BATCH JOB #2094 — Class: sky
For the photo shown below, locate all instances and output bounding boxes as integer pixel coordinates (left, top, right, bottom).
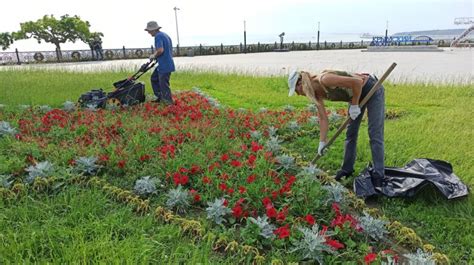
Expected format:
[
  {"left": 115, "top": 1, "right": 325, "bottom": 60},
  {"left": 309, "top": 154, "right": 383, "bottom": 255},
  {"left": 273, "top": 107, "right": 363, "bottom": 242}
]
[{"left": 0, "top": 0, "right": 472, "bottom": 52}]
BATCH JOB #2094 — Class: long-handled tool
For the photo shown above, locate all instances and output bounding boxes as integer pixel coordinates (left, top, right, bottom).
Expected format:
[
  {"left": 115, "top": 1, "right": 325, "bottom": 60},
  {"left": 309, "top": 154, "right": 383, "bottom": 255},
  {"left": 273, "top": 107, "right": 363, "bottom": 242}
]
[{"left": 311, "top": 62, "right": 397, "bottom": 164}]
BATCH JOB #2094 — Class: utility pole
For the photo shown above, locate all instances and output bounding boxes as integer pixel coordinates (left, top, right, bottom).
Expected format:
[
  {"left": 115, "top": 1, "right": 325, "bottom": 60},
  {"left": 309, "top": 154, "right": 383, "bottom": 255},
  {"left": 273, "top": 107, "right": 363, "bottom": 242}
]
[
  {"left": 173, "top": 7, "right": 180, "bottom": 47},
  {"left": 317, "top": 21, "right": 320, "bottom": 50},
  {"left": 244, "top": 20, "right": 247, "bottom": 54}
]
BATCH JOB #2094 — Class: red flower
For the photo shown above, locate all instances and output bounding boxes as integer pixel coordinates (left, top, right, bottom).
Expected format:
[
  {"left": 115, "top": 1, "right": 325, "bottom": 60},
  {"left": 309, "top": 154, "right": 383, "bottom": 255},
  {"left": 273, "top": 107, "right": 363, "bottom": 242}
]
[
  {"left": 305, "top": 214, "right": 316, "bottom": 225},
  {"left": 276, "top": 211, "right": 286, "bottom": 222},
  {"left": 266, "top": 207, "right": 277, "bottom": 218},
  {"left": 332, "top": 202, "right": 341, "bottom": 216},
  {"left": 247, "top": 154, "right": 256, "bottom": 166},
  {"left": 221, "top": 154, "right": 229, "bottom": 162},
  {"left": 238, "top": 186, "right": 247, "bottom": 194},
  {"left": 190, "top": 164, "right": 201, "bottom": 175},
  {"left": 219, "top": 182, "right": 228, "bottom": 191},
  {"left": 251, "top": 141, "right": 263, "bottom": 152},
  {"left": 140, "top": 154, "right": 151, "bottom": 162},
  {"left": 117, "top": 160, "right": 126, "bottom": 169},
  {"left": 99, "top": 154, "right": 109, "bottom": 162},
  {"left": 232, "top": 205, "right": 243, "bottom": 218},
  {"left": 223, "top": 199, "right": 229, "bottom": 207},
  {"left": 364, "top": 253, "right": 377, "bottom": 264},
  {"left": 202, "top": 176, "right": 212, "bottom": 184},
  {"left": 262, "top": 197, "right": 272, "bottom": 207},
  {"left": 325, "top": 239, "right": 345, "bottom": 250},
  {"left": 193, "top": 194, "right": 201, "bottom": 202},
  {"left": 247, "top": 174, "right": 256, "bottom": 183},
  {"left": 230, "top": 160, "right": 242, "bottom": 167},
  {"left": 274, "top": 225, "right": 290, "bottom": 239},
  {"left": 227, "top": 188, "right": 234, "bottom": 195}
]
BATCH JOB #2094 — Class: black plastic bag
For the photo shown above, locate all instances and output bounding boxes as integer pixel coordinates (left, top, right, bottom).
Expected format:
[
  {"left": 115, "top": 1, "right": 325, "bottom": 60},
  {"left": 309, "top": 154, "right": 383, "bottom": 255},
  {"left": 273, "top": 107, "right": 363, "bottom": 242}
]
[{"left": 353, "top": 159, "right": 469, "bottom": 199}]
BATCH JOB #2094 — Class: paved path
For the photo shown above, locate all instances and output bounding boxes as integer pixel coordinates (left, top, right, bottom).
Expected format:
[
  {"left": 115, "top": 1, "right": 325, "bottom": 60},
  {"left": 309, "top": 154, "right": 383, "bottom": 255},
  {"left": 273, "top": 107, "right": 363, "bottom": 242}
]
[{"left": 2, "top": 48, "right": 473, "bottom": 84}]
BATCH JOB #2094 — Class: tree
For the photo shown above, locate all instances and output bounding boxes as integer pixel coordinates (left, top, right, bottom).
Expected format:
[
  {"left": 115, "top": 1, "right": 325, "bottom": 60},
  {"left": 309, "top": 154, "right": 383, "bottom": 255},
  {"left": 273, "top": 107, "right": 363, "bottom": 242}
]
[
  {"left": 15, "top": 14, "right": 91, "bottom": 61},
  {"left": 0, "top": 32, "right": 13, "bottom": 50}
]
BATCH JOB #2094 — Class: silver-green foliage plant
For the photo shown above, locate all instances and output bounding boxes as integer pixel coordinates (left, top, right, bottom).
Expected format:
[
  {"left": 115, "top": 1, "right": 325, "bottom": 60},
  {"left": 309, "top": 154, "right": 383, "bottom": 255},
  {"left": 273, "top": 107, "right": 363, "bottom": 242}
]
[
  {"left": 357, "top": 212, "right": 389, "bottom": 241},
  {"left": 25, "top": 161, "right": 54, "bottom": 183},
  {"left": 63, "top": 101, "right": 76, "bottom": 112},
  {"left": 0, "top": 174, "right": 13, "bottom": 189},
  {"left": 291, "top": 224, "right": 334, "bottom": 263},
  {"left": 404, "top": 249, "right": 435, "bottom": 265},
  {"left": 307, "top": 103, "right": 318, "bottom": 113},
  {"left": 74, "top": 156, "right": 100, "bottom": 176},
  {"left": 299, "top": 164, "right": 324, "bottom": 179},
  {"left": 308, "top": 116, "right": 319, "bottom": 126},
  {"left": 206, "top": 198, "right": 231, "bottom": 225},
  {"left": 287, "top": 121, "right": 300, "bottom": 131},
  {"left": 0, "top": 121, "right": 17, "bottom": 137},
  {"left": 265, "top": 136, "right": 282, "bottom": 153},
  {"left": 134, "top": 176, "right": 159, "bottom": 197},
  {"left": 323, "top": 182, "right": 347, "bottom": 204},
  {"left": 259, "top": 107, "right": 268, "bottom": 113},
  {"left": 329, "top": 112, "right": 343, "bottom": 122},
  {"left": 248, "top": 215, "right": 276, "bottom": 239},
  {"left": 284, "top": 105, "right": 294, "bottom": 112},
  {"left": 267, "top": 126, "right": 278, "bottom": 137},
  {"left": 250, "top": 130, "right": 262, "bottom": 140},
  {"left": 38, "top": 105, "right": 52, "bottom": 113},
  {"left": 275, "top": 154, "right": 295, "bottom": 170},
  {"left": 166, "top": 185, "right": 190, "bottom": 214}
]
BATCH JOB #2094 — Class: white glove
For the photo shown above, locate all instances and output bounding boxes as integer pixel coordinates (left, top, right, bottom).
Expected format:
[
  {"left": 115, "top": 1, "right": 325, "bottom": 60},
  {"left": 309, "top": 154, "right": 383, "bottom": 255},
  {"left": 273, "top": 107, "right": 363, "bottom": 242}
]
[
  {"left": 349, "top": 105, "right": 361, "bottom": 120},
  {"left": 149, "top": 54, "right": 156, "bottom": 61},
  {"left": 318, "top": 141, "right": 326, "bottom": 156}
]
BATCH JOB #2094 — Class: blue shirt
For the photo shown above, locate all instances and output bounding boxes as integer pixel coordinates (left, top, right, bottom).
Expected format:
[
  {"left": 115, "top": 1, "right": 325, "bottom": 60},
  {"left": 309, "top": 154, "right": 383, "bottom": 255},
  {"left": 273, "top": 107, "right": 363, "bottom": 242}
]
[{"left": 154, "top": 32, "right": 175, "bottom": 73}]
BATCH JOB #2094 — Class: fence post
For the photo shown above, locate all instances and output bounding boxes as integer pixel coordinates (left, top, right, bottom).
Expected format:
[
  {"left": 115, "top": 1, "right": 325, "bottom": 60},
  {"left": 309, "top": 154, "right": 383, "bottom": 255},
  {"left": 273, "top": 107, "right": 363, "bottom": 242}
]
[
  {"left": 324, "top": 41, "right": 327, "bottom": 49},
  {"left": 199, "top": 44, "right": 202, "bottom": 55},
  {"left": 240, "top": 43, "right": 242, "bottom": 53},
  {"left": 150, "top": 45, "right": 154, "bottom": 54},
  {"left": 340, "top": 40, "right": 343, "bottom": 48},
  {"left": 15, "top": 48, "right": 21, "bottom": 65},
  {"left": 221, "top": 43, "right": 224, "bottom": 54},
  {"left": 257, "top": 42, "right": 260, "bottom": 52},
  {"left": 122, "top": 46, "right": 126, "bottom": 58},
  {"left": 309, "top": 41, "right": 311, "bottom": 50},
  {"left": 176, "top": 44, "right": 180, "bottom": 56}
]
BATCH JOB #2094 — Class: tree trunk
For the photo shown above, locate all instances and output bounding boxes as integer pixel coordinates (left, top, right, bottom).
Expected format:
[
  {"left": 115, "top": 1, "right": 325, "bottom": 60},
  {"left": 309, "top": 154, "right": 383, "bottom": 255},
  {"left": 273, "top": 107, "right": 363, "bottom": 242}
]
[{"left": 54, "top": 43, "right": 62, "bottom": 62}]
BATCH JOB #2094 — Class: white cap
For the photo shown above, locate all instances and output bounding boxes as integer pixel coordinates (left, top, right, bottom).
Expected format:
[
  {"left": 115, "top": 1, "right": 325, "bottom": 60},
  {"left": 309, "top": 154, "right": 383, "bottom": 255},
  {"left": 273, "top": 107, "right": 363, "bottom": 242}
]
[{"left": 288, "top": 70, "right": 301, "bottom": 96}]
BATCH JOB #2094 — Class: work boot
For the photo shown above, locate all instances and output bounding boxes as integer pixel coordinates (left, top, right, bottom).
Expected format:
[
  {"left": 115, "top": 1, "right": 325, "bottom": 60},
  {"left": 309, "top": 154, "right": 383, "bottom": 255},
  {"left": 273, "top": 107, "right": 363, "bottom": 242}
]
[
  {"left": 335, "top": 170, "right": 354, "bottom": 181},
  {"left": 371, "top": 176, "right": 384, "bottom": 192}
]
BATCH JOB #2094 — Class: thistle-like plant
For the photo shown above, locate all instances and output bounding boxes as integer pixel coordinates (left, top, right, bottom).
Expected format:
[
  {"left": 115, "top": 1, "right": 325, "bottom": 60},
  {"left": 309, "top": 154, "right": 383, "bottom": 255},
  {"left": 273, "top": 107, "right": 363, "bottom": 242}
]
[
  {"left": 166, "top": 185, "right": 190, "bottom": 214},
  {"left": 308, "top": 116, "right": 319, "bottom": 126},
  {"left": 0, "top": 121, "right": 17, "bottom": 137},
  {"left": 298, "top": 164, "right": 324, "bottom": 179},
  {"left": 18, "top": 104, "right": 30, "bottom": 110},
  {"left": 250, "top": 130, "right": 262, "bottom": 140},
  {"left": 357, "top": 212, "right": 389, "bottom": 241},
  {"left": 323, "top": 182, "right": 348, "bottom": 204},
  {"left": 134, "top": 176, "right": 160, "bottom": 197},
  {"left": 329, "top": 112, "right": 343, "bottom": 122},
  {"left": 258, "top": 107, "right": 268, "bottom": 113},
  {"left": 267, "top": 126, "right": 278, "bottom": 137},
  {"left": 85, "top": 104, "right": 98, "bottom": 111},
  {"left": 206, "top": 198, "right": 231, "bottom": 225},
  {"left": 265, "top": 136, "right": 282, "bottom": 153},
  {"left": 291, "top": 224, "right": 334, "bottom": 263},
  {"left": 248, "top": 216, "right": 276, "bottom": 239},
  {"left": 404, "top": 249, "right": 435, "bottom": 265},
  {"left": 38, "top": 105, "right": 52, "bottom": 113},
  {"left": 307, "top": 103, "right": 318, "bottom": 113},
  {"left": 275, "top": 154, "right": 295, "bottom": 170},
  {"left": 25, "top": 161, "right": 54, "bottom": 184},
  {"left": 284, "top": 105, "right": 294, "bottom": 112},
  {"left": 63, "top": 101, "right": 76, "bottom": 112},
  {"left": 0, "top": 174, "right": 13, "bottom": 189},
  {"left": 287, "top": 121, "right": 300, "bottom": 131},
  {"left": 74, "top": 156, "right": 100, "bottom": 176}
]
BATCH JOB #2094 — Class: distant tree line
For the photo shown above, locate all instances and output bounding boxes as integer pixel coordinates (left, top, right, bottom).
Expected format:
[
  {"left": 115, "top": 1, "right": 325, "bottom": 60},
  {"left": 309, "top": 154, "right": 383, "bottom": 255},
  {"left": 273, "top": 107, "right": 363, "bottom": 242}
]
[{"left": 0, "top": 14, "right": 103, "bottom": 61}]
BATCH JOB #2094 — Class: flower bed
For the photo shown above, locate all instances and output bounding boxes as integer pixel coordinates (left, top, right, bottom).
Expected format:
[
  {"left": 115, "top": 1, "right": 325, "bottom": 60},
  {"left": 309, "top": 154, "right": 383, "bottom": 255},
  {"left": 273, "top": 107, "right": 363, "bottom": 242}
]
[{"left": 0, "top": 90, "right": 448, "bottom": 264}]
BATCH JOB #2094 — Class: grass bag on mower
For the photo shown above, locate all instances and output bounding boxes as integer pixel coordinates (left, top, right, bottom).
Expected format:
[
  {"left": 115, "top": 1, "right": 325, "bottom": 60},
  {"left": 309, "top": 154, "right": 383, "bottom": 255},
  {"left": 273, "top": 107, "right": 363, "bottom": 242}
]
[{"left": 78, "top": 60, "right": 156, "bottom": 109}]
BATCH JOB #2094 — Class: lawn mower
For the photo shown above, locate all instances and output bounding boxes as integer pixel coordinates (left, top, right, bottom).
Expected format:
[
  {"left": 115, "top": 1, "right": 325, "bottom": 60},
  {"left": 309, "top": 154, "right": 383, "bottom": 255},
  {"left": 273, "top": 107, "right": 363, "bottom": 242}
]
[{"left": 78, "top": 60, "right": 156, "bottom": 109}]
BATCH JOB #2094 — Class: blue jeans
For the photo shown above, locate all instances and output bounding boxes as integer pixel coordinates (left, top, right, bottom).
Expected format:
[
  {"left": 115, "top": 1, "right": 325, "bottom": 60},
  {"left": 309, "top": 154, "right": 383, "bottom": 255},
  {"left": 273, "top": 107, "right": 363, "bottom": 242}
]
[
  {"left": 341, "top": 75, "right": 385, "bottom": 179},
  {"left": 151, "top": 70, "right": 173, "bottom": 104}
]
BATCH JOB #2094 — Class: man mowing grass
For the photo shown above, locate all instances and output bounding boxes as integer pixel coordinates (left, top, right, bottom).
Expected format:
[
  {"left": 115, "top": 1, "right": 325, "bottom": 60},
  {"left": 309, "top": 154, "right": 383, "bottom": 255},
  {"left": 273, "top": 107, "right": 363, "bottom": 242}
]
[
  {"left": 288, "top": 69, "right": 386, "bottom": 189},
  {"left": 145, "top": 21, "right": 175, "bottom": 105}
]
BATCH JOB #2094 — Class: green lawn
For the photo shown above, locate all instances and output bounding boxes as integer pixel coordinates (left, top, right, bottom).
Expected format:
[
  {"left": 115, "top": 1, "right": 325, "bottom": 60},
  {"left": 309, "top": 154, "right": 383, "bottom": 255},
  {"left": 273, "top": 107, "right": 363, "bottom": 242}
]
[{"left": 0, "top": 69, "right": 473, "bottom": 263}]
